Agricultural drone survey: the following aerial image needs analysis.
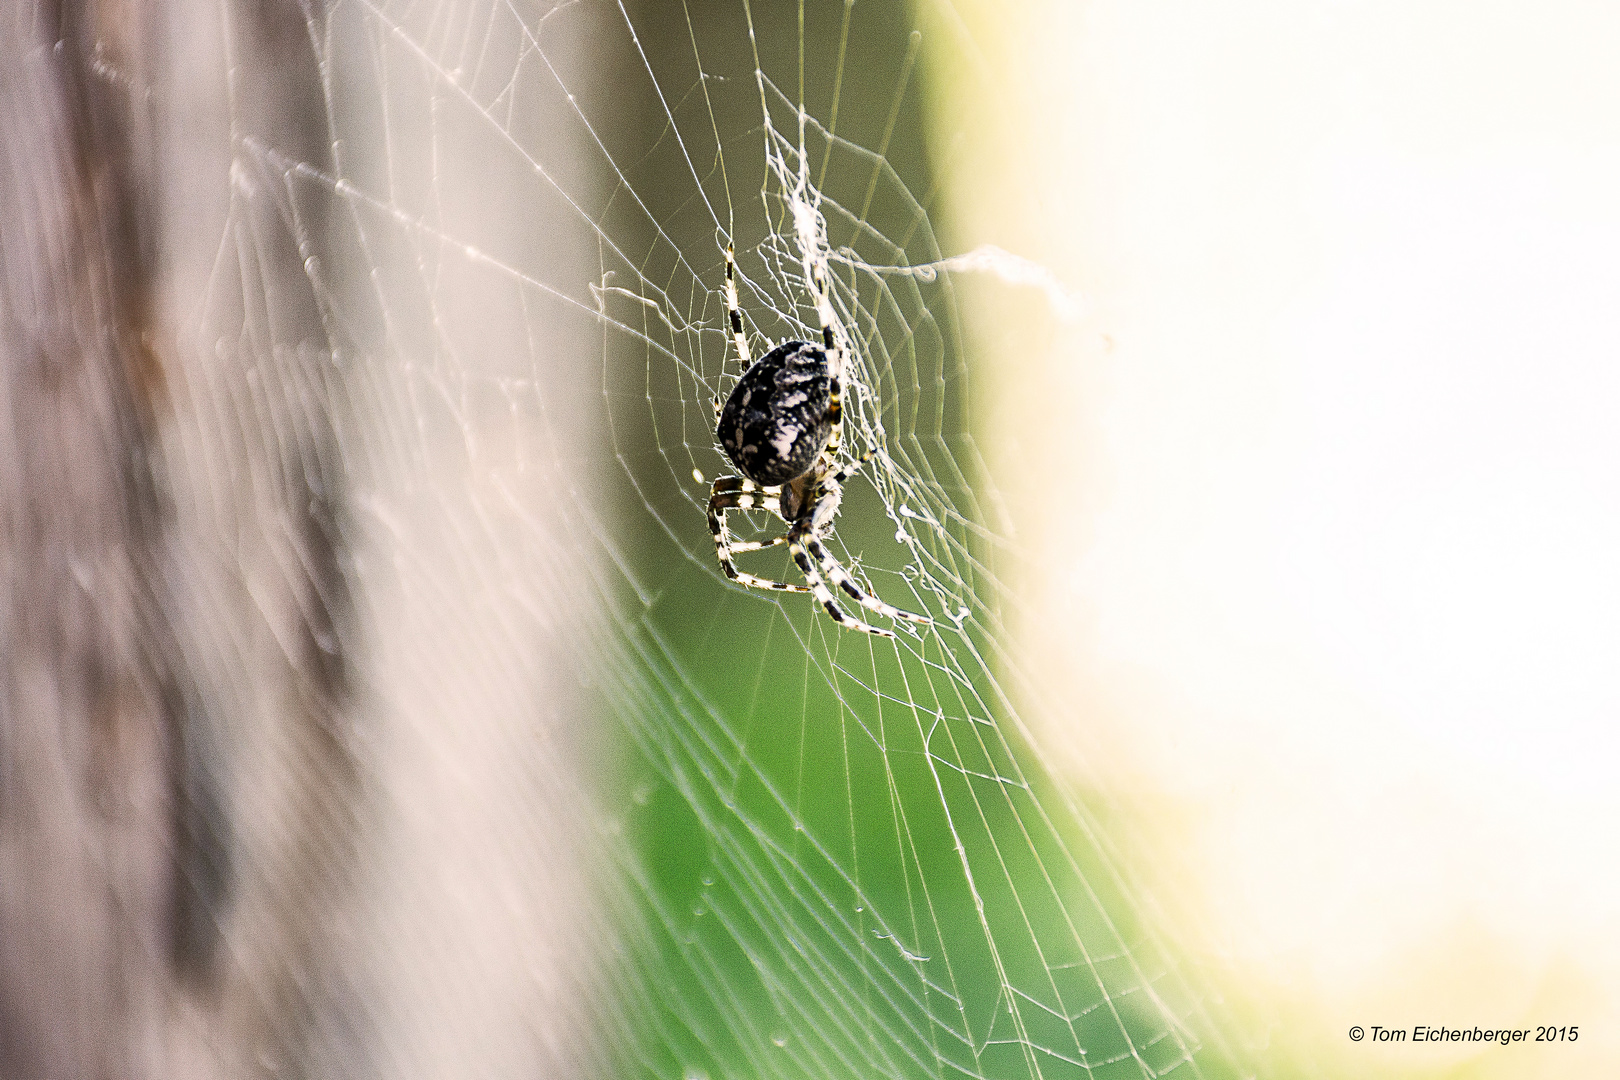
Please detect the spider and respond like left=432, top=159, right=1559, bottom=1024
left=707, top=245, right=930, bottom=637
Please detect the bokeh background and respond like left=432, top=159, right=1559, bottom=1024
left=3, top=1, right=1614, bottom=1078
left=925, top=3, right=1620, bottom=1076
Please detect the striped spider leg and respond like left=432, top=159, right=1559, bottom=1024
left=707, top=455, right=930, bottom=637
left=707, top=475, right=809, bottom=595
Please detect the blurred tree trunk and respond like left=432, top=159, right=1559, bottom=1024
left=1, top=0, right=610, bottom=1072
left=0, top=0, right=361, bottom=1077
left=0, top=2, right=181, bottom=1076
left=1, top=0, right=609, bottom=1075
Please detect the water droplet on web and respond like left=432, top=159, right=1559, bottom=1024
left=771, top=1032, right=789, bottom=1048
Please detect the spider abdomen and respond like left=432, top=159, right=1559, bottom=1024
left=716, top=340, right=832, bottom=487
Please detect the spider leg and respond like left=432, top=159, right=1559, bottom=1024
left=803, top=533, right=931, bottom=626
left=710, top=475, right=764, bottom=495
left=724, top=245, right=753, bottom=369
left=787, top=529, right=894, bottom=638
left=708, top=479, right=811, bottom=595
left=825, top=373, right=844, bottom=459
left=805, top=245, right=845, bottom=459
left=727, top=534, right=790, bottom=556
left=825, top=449, right=872, bottom=487
left=806, top=243, right=840, bottom=377
left=711, top=475, right=795, bottom=545
left=789, top=513, right=928, bottom=637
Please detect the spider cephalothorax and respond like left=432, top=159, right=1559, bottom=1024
left=707, top=246, right=929, bottom=637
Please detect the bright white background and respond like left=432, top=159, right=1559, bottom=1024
left=928, top=2, right=1620, bottom=1074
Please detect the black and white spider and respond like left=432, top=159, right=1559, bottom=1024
left=707, top=245, right=929, bottom=637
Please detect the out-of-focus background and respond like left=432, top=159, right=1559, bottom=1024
left=2, top=0, right=1614, bottom=1078
left=928, top=3, right=1620, bottom=1076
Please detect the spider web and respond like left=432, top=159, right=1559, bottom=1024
left=229, top=0, right=1270, bottom=1076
